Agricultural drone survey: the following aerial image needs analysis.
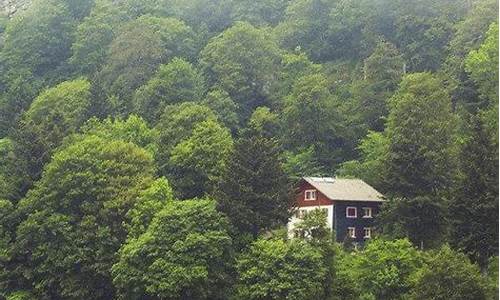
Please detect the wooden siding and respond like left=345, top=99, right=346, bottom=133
left=295, top=180, right=334, bottom=207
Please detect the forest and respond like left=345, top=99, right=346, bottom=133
left=0, top=0, right=498, bottom=299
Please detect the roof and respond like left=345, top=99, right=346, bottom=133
left=303, top=177, right=384, bottom=202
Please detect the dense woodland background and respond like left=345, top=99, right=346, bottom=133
left=0, top=0, right=498, bottom=299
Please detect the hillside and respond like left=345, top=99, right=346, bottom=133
left=0, top=0, right=498, bottom=299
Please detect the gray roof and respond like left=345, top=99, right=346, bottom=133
left=303, top=177, right=384, bottom=202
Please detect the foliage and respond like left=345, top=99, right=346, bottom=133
left=6, top=135, right=154, bottom=299
left=409, top=245, right=488, bottom=300
left=283, top=73, right=350, bottom=169
left=282, top=146, right=324, bottom=180
left=133, top=58, right=205, bottom=124
left=235, top=237, right=326, bottom=300
left=200, top=22, right=282, bottom=117
left=155, top=102, right=225, bottom=197
left=275, top=0, right=336, bottom=61
left=384, top=72, right=457, bottom=198
left=465, top=22, right=499, bottom=105
left=0, top=0, right=496, bottom=298
left=126, top=177, right=174, bottom=239
left=450, top=114, right=498, bottom=267
left=232, top=0, right=288, bottom=26
left=378, top=195, right=447, bottom=249
left=112, top=199, right=233, bottom=299
left=97, top=18, right=164, bottom=114
left=169, top=119, right=233, bottom=199
left=247, top=106, right=280, bottom=138
left=0, top=0, right=76, bottom=82
left=337, top=131, right=388, bottom=190
left=0, top=70, right=43, bottom=137
left=201, top=88, right=240, bottom=133
left=293, top=208, right=338, bottom=298
left=486, top=256, right=499, bottom=300
left=215, top=132, right=291, bottom=239
left=341, top=238, right=423, bottom=300
left=5, top=78, right=92, bottom=200
left=23, top=78, right=92, bottom=144
left=70, top=0, right=129, bottom=76
left=79, top=114, right=158, bottom=154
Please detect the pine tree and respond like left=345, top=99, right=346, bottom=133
left=450, top=114, right=499, bottom=268
left=384, top=73, right=457, bottom=198
left=380, top=73, right=457, bottom=248
left=215, top=129, right=292, bottom=242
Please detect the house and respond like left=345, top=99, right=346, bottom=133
left=288, top=177, right=384, bottom=244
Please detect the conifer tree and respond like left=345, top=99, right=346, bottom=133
left=384, top=72, right=457, bottom=198
left=380, top=73, right=457, bottom=248
left=215, top=127, right=292, bottom=242
left=450, top=114, right=499, bottom=268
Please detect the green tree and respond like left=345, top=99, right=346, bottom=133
left=384, top=72, right=457, bottom=198
left=282, top=146, right=324, bottom=180
left=235, top=237, right=326, bottom=300
left=0, top=138, right=18, bottom=200
left=200, top=22, right=281, bottom=117
left=97, top=18, right=164, bottom=114
left=9, top=135, right=155, bottom=299
left=465, top=22, right=499, bottom=105
left=293, top=208, right=339, bottom=299
left=160, top=0, right=233, bottom=34
left=0, top=0, right=76, bottom=83
left=70, top=0, right=129, bottom=76
left=125, top=177, right=174, bottom=239
left=0, top=70, right=43, bottom=138
left=201, top=88, right=240, bottom=133
left=380, top=73, right=457, bottom=248
left=231, top=0, right=288, bottom=26
left=486, top=256, right=499, bottom=300
left=155, top=102, right=218, bottom=177
left=450, top=114, right=498, bottom=268
left=347, top=41, right=404, bottom=131
left=247, top=106, right=280, bottom=138
left=133, top=58, right=205, bottom=124
left=395, top=15, right=454, bottom=72
left=0, top=199, right=15, bottom=286
left=275, top=51, right=321, bottom=101
left=135, top=15, right=196, bottom=61
left=112, top=199, right=233, bottom=300
left=410, top=245, right=487, bottom=300
left=169, top=119, right=233, bottom=199
left=23, top=79, right=92, bottom=148
left=444, top=0, right=498, bottom=110
left=363, top=41, right=404, bottom=90
left=341, top=238, right=423, bottom=300
left=7, top=79, right=93, bottom=200
left=275, top=0, right=336, bottom=61
left=283, top=73, right=349, bottom=169
left=78, top=115, right=158, bottom=155
left=336, top=131, right=389, bottom=190
left=378, top=195, right=447, bottom=249
left=215, top=131, right=291, bottom=240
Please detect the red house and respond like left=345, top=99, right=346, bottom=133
left=288, top=177, right=384, bottom=243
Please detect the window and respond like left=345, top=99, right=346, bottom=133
left=363, top=227, right=372, bottom=239
left=304, top=189, right=317, bottom=201
left=296, top=209, right=308, bottom=219
left=346, top=207, right=357, bottom=218
left=362, top=207, right=372, bottom=218
left=347, top=227, right=356, bottom=238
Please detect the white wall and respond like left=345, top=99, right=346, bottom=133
left=287, top=205, right=334, bottom=238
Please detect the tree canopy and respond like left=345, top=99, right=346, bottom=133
left=0, top=0, right=497, bottom=298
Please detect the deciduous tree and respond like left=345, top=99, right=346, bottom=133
left=112, top=199, right=233, bottom=300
